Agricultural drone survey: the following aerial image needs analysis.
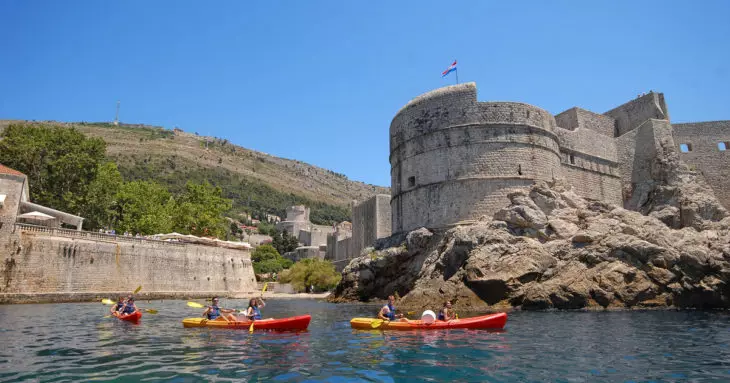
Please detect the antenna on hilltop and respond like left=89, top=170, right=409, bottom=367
left=113, top=101, right=120, bottom=126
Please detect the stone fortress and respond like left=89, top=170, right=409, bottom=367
left=0, top=164, right=257, bottom=303
left=389, top=82, right=730, bottom=233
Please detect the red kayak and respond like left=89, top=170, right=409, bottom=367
left=350, top=313, right=507, bottom=330
left=182, top=315, right=311, bottom=331
left=115, top=311, right=142, bottom=323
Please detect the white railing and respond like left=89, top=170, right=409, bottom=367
left=15, top=223, right=185, bottom=247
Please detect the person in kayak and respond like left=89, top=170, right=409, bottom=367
left=117, top=296, right=138, bottom=316
left=202, top=297, right=237, bottom=321
left=244, top=297, right=266, bottom=321
left=438, top=300, right=455, bottom=321
left=378, top=295, right=407, bottom=321
left=110, top=296, right=126, bottom=315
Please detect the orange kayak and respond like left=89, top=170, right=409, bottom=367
left=115, top=311, right=142, bottom=323
left=182, top=315, right=311, bottom=331
left=350, top=313, right=507, bottom=330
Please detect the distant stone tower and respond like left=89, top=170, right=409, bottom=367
left=389, top=83, right=562, bottom=233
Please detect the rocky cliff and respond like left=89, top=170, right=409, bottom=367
left=334, top=178, right=730, bottom=311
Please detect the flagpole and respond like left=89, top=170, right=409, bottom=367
left=455, top=68, right=459, bottom=85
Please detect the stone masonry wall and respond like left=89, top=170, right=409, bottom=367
left=0, top=228, right=256, bottom=301
left=672, top=121, right=730, bottom=210
left=0, top=175, right=25, bottom=235
left=616, top=119, right=676, bottom=210
left=555, top=107, right=615, bottom=137
left=351, top=195, right=391, bottom=257
left=390, top=83, right=562, bottom=233
left=605, top=92, right=669, bottom=136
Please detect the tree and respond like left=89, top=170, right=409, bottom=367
left=115, top=180, right=175, bottom=235
left=251, top=244, right=293, bottom=275
left=0, top=123, right=106, bottom=215
left=279, top=259, right=341, bottom=292
left=81, top=162, right=123, bottom=230
left=272, top=230, right=299, bottom=255
left=256, top=221, right=276, bottom=236
left=172, top=181, right=232, bottom=238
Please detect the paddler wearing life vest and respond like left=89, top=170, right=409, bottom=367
left=438, top=300, right=455, bottom=321
left=244, top=297, right=266, bottom=321
left=110, top=296, right=125, bottom=315
left=202, top=297, right=237, bottom=321
left=118, top=296, right=139, bottom=316
left=378, top=295, right=408, bottom=322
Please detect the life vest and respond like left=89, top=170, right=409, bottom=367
left=438, top=310, right=446, bottom=321
left=122, top=303, right=135, bottom=315
left=386, top=303, right=396, bottom=321
left=114, top=303, right=124, bottom=312
left=207, top=305, right=221, bottom=320
left=249, top=306, right=262, bottom=320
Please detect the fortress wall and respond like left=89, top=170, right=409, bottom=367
left=396, top=178, right=535, bottom=231
left=605, top=92, right=669, bottom=136
left=554, top=126, right=618, bottom=162
left=616, top=119, right=676, bottom=210
left=390, top=85, right=562, bottom=233
left=351, top=195, right=391, bottom=257
left=672, top=121, right=730, bottom=209
left=0, top=175, right=26, bottom=234
left=326, top=233, right=352, bottom=263
left=556, top=108, right=615, bottom=137
left=0, top=229, right=256, bottom=300
left=559, top=160, right=622, bottom=205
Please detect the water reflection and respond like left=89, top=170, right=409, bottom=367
left=2, top=301, right=730, bottom=382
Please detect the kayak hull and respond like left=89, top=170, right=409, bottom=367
left=350, top=313, right=507, bottom=330
left=115, top=311, right=142, bottom=323
left=182, top=315, right=311, bottom=331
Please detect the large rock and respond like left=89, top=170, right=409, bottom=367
left=333, top=180, right=730, bottom=311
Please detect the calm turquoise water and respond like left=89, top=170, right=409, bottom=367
left=1, top=299, right=730, bottom=382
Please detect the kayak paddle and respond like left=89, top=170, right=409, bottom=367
left=250, top=283, right=269, bottom=333
left=187, top=301, right=205, bottom=308
left=371, top=319, right=389, bottom=329
left=101, top=298, right=116, bottom=305
left=144, top=309, right=159, bottom=314
left=133, top=285, right=142, bottom=294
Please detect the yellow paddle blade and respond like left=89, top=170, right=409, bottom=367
left=187, top=301, right=205, bottom=308
left=370, top=319, right=384, bottom=329
left=249, top=321, right=254, bottom=333
left=262, top=282, right=268, bottom=294
left=406, top=311, right=415, bottom=316
left=103, top=315, right=113, bottom=318
left=144, top=309, right=158, bottom=314
left=133, top=285, right=142, bottom=294
left=101, top=299, right=116, bottom=305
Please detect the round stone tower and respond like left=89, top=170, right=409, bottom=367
left=390, top=82, right=562, bottom=233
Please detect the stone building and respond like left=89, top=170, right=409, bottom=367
left=390, top=83, right=730, bottom=233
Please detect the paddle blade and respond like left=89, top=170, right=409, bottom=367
left=133, top=285, right=142, bottom=294
left=370, top=319, right=384, bottom=329
left=406, top=311, right=415, bottom=316
left=103, top=315, right=113, bottom=318
left=262, top=282, right=268, bottom=294
left=187, top=302, right=205, bottom=308
left=101, top=299, right=116, bottom=305
left=144, top=309, right=159, bottom=314
left=249, top=321, right=254, bottom=333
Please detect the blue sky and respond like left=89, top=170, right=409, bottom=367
left=1, top=1, right=728, bottom=187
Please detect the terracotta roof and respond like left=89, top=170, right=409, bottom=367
left=0, top=164, right=25, bottom=176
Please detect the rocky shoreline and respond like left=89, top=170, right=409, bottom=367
left=332, top=178, right=730, bottom=311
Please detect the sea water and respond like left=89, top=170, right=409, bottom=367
left=1, top=299, right=730, bottom=382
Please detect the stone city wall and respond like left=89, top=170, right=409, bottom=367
left=672, top=120, right=730, bottom=210
left=605, top=92, right=669, bottom=136
left=555, top=107, right=615, bottom=137
left=0, top=226, right=256, bottom=303
left=351, top=195, right=391, bottom=257
left=616, top=119, right=675, bottom=210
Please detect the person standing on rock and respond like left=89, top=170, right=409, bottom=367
left=378, top=295, right=406, bottom=321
